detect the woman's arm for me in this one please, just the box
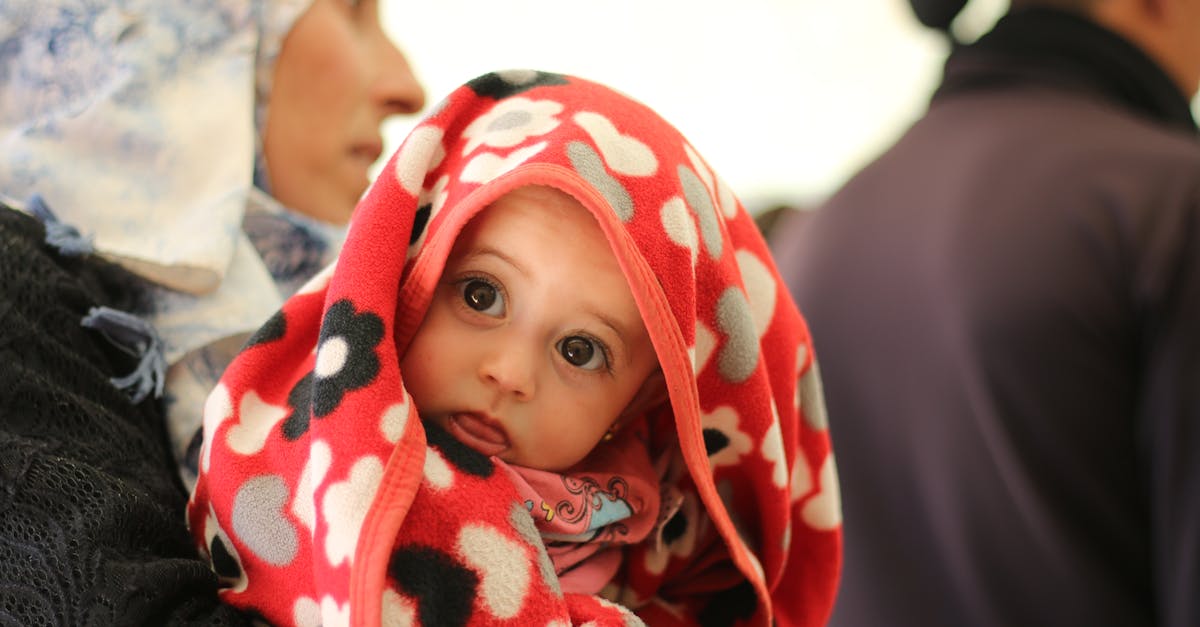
[0,205,252,625]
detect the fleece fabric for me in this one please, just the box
[188,69,841,627]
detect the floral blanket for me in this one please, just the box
[188,70,841,626]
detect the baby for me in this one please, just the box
[189,69,841,627]
[403,184,662,473]
[402,183,669,594]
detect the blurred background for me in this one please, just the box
[379,0,1198,213]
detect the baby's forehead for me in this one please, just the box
[444,187,647,317]
[487,185,591,221]
[452,186,605,249]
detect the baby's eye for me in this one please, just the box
[460,278,505,317]
[558,335,607,371]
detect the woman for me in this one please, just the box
[0,0,424,622]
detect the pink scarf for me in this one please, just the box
[498,420,660,595]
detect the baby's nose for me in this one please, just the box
[477,338,537,401]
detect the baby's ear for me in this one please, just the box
[619,368,669,422]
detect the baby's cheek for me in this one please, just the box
[398,344,433,407]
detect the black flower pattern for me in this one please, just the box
[281,372,314,441]
[703,427,731,457]
[410,202,432,245]
[423,419,494,478]
[281,299,384,440]
[244,309,286,348]
[389,545,480,627]
[210,534,243,585]
[313,300,384,413]
[466,70,568,100]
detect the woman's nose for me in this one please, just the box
[368,32,425,117]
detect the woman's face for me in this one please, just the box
[263,0,425,224]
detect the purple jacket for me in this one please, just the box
[771,8,1200,627]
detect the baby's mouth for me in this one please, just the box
[445,412,510,457]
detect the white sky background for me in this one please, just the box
[378,0,1197,212]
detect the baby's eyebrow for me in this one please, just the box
[589,308,634,357]
[465,246,527,276]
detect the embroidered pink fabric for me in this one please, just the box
[498,421,661,595]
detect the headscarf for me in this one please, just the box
[0,0,351,484]
[188,69,842,626]
[0,0,317,363]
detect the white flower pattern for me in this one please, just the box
[460,97,564,156]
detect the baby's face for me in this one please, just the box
[400,185,660,471]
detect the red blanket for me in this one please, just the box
[188,70,841,626]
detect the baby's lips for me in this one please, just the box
[447,412,509,457]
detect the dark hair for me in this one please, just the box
[910,0,1102,32]
[1008,0,1100,11]
[908,0,969,31]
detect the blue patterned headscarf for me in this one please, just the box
[0,0,311,297]
[0,0,345,487]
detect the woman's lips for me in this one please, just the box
[446,412,509,457]
[350,140,383,164]
[348,142,383,174]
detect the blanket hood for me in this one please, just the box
[189,70,840,626]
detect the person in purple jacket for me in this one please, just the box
[769,0,1200,625]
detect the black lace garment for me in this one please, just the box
[0,205,250,625]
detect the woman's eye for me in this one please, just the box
[559,336,607,371]
[460,278,505,316]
